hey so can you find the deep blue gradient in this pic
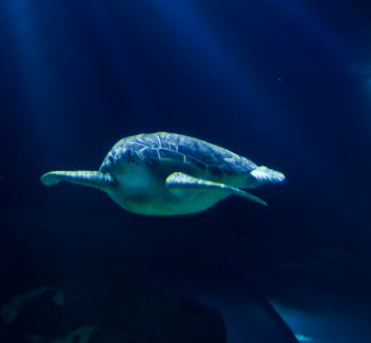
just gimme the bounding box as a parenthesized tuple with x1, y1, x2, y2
(1, 0, 371, 342)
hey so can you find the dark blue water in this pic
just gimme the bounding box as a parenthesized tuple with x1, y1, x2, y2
(1, 1, 371, 342)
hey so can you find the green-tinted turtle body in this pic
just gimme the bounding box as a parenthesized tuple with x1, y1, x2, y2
(41, 132, 285, 215)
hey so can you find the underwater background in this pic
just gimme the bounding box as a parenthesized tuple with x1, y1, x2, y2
(1, 0, 371, 342)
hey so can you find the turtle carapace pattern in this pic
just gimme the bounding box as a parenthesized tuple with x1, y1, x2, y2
(41, 132, 285, 215)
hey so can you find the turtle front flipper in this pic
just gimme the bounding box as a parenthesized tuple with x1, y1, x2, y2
(41, 171, 115, 192)
(166, 172, 267, 206)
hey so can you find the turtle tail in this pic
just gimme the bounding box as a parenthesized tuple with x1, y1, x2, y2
(40, 171, 115, 192)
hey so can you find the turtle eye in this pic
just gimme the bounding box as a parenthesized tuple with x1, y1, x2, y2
(107, 154, 114, 166)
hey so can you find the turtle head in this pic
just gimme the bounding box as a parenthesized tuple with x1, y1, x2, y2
(100, 147, 143, 174)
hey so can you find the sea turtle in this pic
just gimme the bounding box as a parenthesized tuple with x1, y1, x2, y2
(41, 132, 285, 215)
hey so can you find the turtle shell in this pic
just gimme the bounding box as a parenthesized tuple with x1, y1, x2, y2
(100, 133, 257, 176)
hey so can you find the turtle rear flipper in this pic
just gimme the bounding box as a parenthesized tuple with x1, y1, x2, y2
(246, 166, 285, 188)
(166, 172, 267, 206)
(41, 171, 115, 192)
